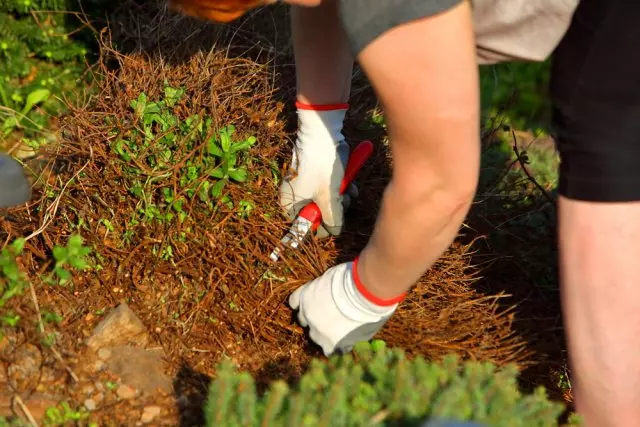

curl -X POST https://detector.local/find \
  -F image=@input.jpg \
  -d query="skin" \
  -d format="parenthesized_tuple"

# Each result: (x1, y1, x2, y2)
(290, 0, 353, 105)
(354, 2, 479, 300)
(558, 197, 640, 426)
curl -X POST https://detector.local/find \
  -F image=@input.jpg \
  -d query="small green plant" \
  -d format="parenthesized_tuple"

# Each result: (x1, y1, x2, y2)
(1, 87, 50, 136)
(205, 342, 577, 427)
(42, 401, 90, 426)
(0, 237, 26, 330)
(111, 85, 257, 230)
(47, 234, 92, 285)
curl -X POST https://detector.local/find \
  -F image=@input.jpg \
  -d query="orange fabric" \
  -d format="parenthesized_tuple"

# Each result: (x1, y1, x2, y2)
(168, 0, 267, 22)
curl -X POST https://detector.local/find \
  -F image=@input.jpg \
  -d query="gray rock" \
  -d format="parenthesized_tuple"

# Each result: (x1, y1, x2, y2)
(86, 303, 149, 350)
(105, 346, 171, 395)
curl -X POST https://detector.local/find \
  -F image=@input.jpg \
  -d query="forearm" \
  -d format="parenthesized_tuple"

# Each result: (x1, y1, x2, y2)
(291, 0, 353, 105)
(354, 2, 480, 300)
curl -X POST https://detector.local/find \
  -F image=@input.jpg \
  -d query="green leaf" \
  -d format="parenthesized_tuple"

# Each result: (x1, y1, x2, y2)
(143, 102, 161, 115)
(132, 92, 147, 119)
(69, 258, 88, 270)
(207, 139, 223, 157)
(55, 267, 72, 281)
(11, 238, 25, 255)
(164, 86, 185, 107)
(209, 168, 225, 179)
(68, 234, 83, 251)
(1, 314, 20, 327)
(227, 152, 238, 169)
(2, 261, 19, 283)
(21, 88, 50, 115)
(198, 181, 211, 202)
(219, 126, 235, 152)
(211, 179, 226, 198)
(230, 136, 256, 153)
(52, 246, 68, 262)
(229, 168, 248, 183)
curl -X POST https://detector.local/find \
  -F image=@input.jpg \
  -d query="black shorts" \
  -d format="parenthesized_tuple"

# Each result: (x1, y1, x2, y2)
(338, 0, 640, 202)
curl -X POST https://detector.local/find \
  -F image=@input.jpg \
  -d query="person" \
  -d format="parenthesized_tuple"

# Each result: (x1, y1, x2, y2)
(174, 0, 640, 425)
(275, 1, 640, 426)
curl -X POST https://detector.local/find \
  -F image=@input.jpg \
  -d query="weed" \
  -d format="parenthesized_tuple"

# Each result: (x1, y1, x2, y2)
(110, 84, 258, 247)
(47, 234, 92, 286)
(43, 401, 90, 426)
(0, 237, 26, 330)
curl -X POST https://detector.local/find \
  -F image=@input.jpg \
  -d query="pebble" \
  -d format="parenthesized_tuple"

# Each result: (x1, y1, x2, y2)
(97, 348, 111, 361)
(82, 384, 95, 396)
(117, 384, 136, 399)
(84, 399, 96, 411)
(94, 392, 105, 402)
(140, 406, 162, 423)
(92, 360, 106, 372)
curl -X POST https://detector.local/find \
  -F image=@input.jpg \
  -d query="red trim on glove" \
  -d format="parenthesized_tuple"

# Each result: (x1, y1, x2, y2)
(295, 101, 349, 111)
(352, 256, 407, 307)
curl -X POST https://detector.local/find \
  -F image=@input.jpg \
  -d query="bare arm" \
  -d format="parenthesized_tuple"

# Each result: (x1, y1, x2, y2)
(354, 2, 481, 299)
(290, 0, 352, 105)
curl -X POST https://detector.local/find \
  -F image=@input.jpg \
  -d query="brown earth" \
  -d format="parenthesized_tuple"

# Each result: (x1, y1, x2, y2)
(0, 1, 571, 425)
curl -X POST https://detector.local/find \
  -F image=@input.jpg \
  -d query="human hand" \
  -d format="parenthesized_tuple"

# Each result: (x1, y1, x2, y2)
(288, 258, 399, 356)
(278, 105, 357, 238)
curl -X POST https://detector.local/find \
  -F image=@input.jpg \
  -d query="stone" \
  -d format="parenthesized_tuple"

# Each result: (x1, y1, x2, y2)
(92, 360, 106, 372)
(0, 330, 23, 359)
(97, 348, 111, 361)
(8, 343, 42, 393)
(86, 303, 149, 350)
(116, 384, 136, 400)
(105, 346, 171, 395)
(82, 383, 96, 396)
(84, 398, 96, 411)
(140, 405, 162, 423)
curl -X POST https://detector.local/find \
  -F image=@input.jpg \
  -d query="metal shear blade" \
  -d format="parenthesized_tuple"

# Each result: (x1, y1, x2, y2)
(269, 216, 313, 262)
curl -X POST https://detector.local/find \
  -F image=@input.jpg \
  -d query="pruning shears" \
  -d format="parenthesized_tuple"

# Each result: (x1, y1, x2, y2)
(269, 140, 374, 262)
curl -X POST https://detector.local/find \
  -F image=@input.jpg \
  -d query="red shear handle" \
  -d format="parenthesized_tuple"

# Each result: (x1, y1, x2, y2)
(297, 140, 374, 232)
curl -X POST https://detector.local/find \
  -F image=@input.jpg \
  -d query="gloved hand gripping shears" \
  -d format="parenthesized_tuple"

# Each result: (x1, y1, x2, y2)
(269, 140, 374, 262)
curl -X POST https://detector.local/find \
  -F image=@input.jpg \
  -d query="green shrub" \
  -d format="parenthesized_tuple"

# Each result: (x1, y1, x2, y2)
(205, 341, 578, 427)
(0, 0, 109, 141)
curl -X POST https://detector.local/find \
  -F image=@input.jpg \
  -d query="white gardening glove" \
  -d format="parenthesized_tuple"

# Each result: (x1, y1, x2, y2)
(279, 103, 358, 238)
(288, 257, 406, 356)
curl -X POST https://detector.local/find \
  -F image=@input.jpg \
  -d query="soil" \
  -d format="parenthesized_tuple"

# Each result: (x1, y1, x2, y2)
(0, 1, 572, 426)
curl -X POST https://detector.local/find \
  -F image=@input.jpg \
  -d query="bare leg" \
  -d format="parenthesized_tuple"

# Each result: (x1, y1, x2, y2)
(291, 0, 353, 105)
(558, 197, 640, 426)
